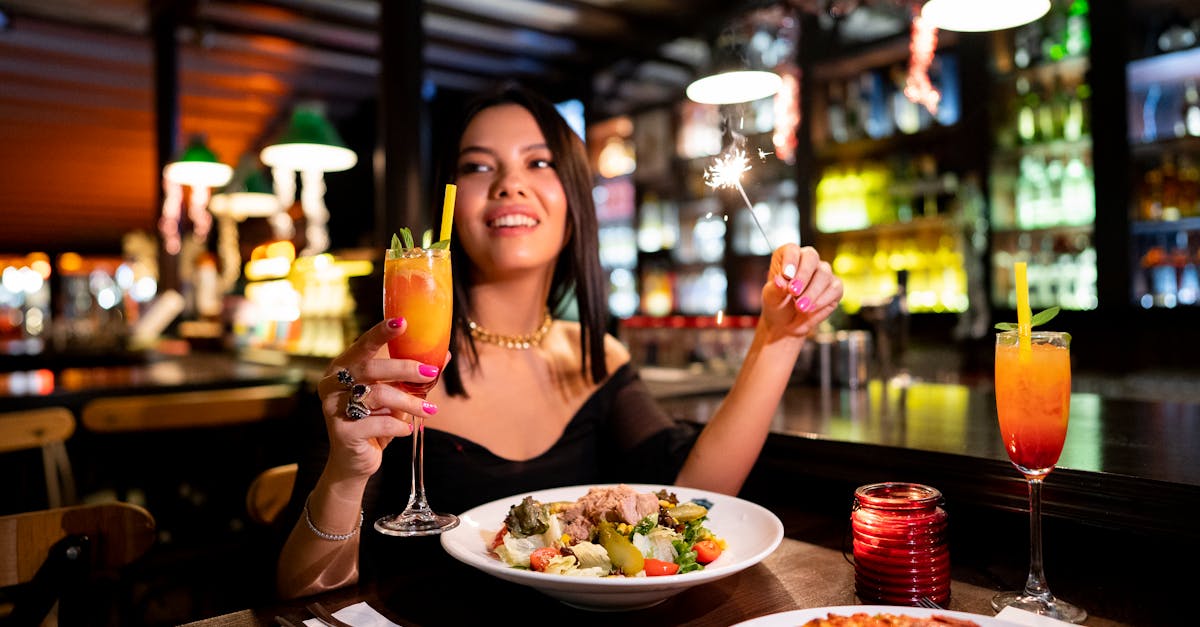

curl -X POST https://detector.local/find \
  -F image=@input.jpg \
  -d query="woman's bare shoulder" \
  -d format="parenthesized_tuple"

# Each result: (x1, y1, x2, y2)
(548, 320, 631, 374)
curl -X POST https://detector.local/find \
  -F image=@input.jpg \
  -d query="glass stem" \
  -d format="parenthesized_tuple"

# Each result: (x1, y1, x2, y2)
(405, 414, 431, 514)
(1024, 477, 1051, 599)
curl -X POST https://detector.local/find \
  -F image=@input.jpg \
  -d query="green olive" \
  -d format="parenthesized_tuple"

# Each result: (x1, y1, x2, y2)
(597, 522, 644, 575)
(668, 502, 708, 523)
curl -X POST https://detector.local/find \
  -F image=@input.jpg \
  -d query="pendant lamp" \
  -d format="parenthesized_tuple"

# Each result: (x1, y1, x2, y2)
(920, 0, 1050, 33)
(260, 102, 357, 256)
(163, 134, 233, 188)
(686, 29, 782, 105)
(209, 163, 280, 293)
(210, 164, 280, 221)
(259, 102, 357, 173)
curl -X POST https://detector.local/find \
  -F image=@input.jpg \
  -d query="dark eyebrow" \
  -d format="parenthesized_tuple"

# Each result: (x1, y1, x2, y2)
(457, 143, 550, 158)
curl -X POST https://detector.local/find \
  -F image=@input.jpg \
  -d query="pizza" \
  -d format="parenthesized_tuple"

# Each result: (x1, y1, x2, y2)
(800, 612, 980, 627)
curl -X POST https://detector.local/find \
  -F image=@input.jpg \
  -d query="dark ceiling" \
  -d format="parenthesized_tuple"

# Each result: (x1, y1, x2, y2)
(0, 0, 761, 254)
(0, 0, 910, 254)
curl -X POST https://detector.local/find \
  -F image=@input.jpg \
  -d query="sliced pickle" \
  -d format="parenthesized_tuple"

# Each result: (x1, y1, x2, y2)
(597, 522, 644, 575)
(668, 502, 708, 523)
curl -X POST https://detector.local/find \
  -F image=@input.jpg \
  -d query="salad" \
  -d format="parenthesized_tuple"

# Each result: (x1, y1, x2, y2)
(486, 484, 726, 577)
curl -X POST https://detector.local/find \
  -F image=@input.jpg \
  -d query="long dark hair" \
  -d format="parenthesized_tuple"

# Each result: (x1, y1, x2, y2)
(439, 83, 609, 397)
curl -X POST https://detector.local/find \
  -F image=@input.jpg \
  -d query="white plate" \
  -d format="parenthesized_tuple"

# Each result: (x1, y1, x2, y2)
(730, 606, 1020, 626)
(440, 483, 784, 612)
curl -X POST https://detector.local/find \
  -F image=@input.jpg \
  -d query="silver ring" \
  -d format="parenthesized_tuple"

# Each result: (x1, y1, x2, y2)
(351, 383, 370, 401)
(346, 397, 371, 421)
(336, 368, 355, 389)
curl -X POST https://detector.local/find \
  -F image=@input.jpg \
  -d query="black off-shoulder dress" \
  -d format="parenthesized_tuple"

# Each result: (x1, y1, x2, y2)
(276, 363, 700, 577)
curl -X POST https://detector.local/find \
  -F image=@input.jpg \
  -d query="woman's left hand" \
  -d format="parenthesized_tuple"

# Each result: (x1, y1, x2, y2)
(759, 244, 843, 340)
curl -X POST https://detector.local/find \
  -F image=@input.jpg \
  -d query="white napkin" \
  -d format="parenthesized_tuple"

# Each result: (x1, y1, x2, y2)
(301, 601, 399, 627)
(995, 606, 1076, 626)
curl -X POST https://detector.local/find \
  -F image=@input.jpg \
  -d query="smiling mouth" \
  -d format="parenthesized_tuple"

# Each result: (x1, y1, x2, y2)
(487, 214, 539, 229)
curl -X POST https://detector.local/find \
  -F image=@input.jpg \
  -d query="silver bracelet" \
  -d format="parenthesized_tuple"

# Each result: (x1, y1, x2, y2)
(303, 494, 363, 541)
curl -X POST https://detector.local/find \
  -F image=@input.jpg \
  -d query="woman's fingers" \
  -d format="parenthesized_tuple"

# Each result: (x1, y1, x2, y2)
(324, 317, 406, 381)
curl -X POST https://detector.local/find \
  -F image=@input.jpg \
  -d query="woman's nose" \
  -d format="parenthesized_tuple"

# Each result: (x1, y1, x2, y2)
(492, 168, 527, 198)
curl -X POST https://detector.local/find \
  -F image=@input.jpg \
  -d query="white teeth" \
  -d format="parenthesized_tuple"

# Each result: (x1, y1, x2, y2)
(489, 214, 538, 228)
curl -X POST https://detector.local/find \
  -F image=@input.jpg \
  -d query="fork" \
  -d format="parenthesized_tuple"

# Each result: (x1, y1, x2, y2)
(917, 596, 945, 610)
(306, 602, 354, 627)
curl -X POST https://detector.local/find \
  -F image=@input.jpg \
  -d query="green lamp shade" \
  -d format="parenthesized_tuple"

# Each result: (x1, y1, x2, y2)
(260, 102, 358, 172)
(163, 135, 234, 188)
(210, 163, 280, 220)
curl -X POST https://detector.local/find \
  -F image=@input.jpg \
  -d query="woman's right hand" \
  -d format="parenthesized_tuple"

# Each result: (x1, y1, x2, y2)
(317, 317, 446, 483)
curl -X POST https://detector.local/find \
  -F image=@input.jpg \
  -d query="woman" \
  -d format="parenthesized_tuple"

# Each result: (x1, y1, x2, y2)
(275, 84, 842, 599)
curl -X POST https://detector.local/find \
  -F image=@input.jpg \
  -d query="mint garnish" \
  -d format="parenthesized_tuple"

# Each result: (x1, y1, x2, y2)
(390, 228, 450, 253)
(994, 305, 1060, 331)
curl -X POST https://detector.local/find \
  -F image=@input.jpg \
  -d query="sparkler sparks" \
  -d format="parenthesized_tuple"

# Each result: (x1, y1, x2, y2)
(704, 148, 774, 249)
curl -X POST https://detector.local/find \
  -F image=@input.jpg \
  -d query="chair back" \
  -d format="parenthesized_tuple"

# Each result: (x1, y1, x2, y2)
(0, 501, 156, 588)
(80, 383, 299, 432)
(245, 463, 298, 526)
(0, 407, 77, 507)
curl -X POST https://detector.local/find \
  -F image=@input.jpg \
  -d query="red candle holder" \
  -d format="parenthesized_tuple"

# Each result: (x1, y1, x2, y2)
(851, 482, 950, 607)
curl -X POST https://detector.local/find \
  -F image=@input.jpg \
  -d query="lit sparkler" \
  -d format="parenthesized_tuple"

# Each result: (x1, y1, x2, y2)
(704, 148, 774, 249)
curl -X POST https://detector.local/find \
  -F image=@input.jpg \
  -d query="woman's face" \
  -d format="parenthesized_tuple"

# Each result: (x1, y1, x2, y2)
(453, 103, 569, 283)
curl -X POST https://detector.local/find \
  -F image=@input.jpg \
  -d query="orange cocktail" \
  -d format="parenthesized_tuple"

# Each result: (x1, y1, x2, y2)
(383, 247, 452, 397)
(994, 330, 1071, 475)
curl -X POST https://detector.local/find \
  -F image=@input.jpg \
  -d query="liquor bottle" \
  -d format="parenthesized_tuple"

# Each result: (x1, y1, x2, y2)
(1013, 21, 1042, 69)
(1183, 79, 1200, 137)
(1062, 82, 1086, 141)
(1161, 155, 1182, 221)
(1178, 155, 1199, 217)
(1041, 0, 1068, 63)
(1016, 77, 1039, 144)
(828, 81, 849, 143)
(1062, 153, 1095, 225)
(1065, 0, 1091, 58)
(1037, 79, 1061, 142)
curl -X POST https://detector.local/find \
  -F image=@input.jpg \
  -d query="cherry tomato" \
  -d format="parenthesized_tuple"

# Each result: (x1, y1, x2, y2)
(529, 546, 561, 572)
(693, 539, 722, 564)
(643, 558, 681, 576)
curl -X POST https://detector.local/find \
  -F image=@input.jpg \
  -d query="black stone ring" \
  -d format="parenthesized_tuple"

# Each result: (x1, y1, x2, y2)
(346, 397, 371, 421)
(336, 368, 355, 389)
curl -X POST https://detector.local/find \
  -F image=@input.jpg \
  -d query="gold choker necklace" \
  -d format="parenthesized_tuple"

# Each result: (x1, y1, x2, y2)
(467, 309, 553, 350)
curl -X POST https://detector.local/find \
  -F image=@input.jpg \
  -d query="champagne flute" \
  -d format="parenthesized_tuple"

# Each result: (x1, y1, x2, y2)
(991, 330, 1085, 622)
(374, 245, 458, 536)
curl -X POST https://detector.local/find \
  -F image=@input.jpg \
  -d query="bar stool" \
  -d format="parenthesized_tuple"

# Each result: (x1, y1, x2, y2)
(245, 462, 298, 526)
(0, 406, 78, 509)
(78, 383, 301, 536)
(0, 501, 156, 625)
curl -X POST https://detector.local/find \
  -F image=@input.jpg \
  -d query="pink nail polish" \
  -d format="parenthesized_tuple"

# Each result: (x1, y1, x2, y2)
(790, 279, 804, 295)
(418, 364, 440, 377)
(422, 401, 438, 415)
(387, 317, 404, 329)
(796, 296, 812, 312)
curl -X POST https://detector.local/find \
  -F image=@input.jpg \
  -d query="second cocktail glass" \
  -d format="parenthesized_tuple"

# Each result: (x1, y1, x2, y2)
(992, 330, 1085, 622)
(374, 246, 458, 537)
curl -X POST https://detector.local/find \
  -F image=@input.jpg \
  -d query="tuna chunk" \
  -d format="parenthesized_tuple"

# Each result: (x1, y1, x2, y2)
(565, 485, 660, 528)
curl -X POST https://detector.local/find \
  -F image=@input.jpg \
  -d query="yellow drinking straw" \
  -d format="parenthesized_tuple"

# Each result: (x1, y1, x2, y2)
(440, 183, 456, 243)
(1014, 261, 1032, 360)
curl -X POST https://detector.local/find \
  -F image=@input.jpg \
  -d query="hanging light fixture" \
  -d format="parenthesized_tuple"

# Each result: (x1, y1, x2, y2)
(920, 0, 1050, 33)
(163, 134, 233, 188)
(160, 134, 232, 255)
(259, 102, 357, 173)
(687, 70, 783, 105)
(686, 24, 782, 106)
(209, 162, 281, 294)
(210, 162, 280, 221)
(260, 102, 358, 256)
